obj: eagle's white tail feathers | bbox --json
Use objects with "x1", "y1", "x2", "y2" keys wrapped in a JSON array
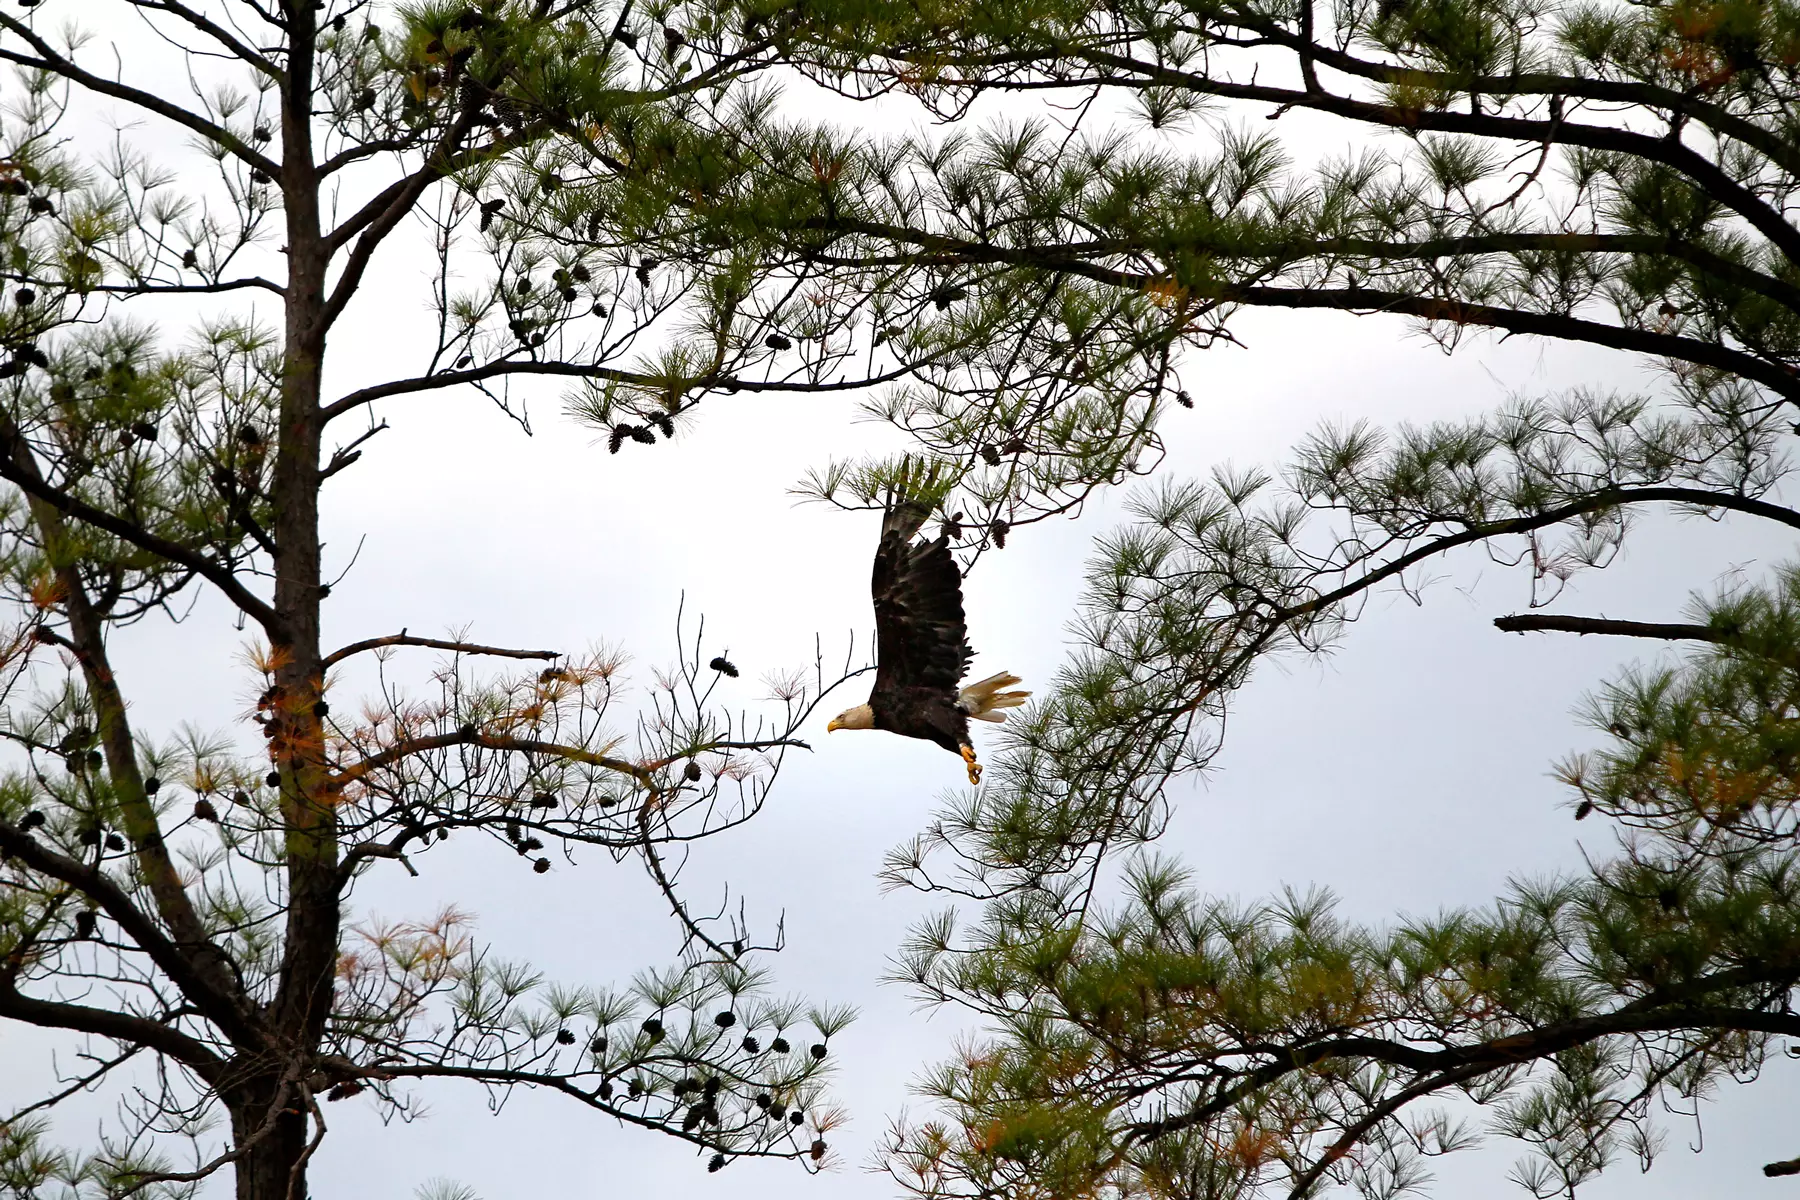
[{"x1": 958, "y1": 672, "x2": 1031, "y2": 722}]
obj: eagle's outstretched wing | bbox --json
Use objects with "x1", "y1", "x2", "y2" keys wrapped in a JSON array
[{"x1": 870, "y1": 470, "x2": 972, "y2": 706}]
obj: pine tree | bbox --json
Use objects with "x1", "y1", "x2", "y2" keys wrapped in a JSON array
[
  {"x1": 0, "y1": 3, "x2": 866, "y2": 1196},
  {"x1": 709, "y1": 0, "x2": 1800, "y2": 1193}
]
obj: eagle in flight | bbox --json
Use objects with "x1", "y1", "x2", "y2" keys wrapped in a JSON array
[{"x1": 827, "y1": 470, "x2": 1029, "y2": 785}]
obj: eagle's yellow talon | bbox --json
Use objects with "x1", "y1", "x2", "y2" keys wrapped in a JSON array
[{"x1": 961, "y1": 745, "x2": 982, "y2": 786}]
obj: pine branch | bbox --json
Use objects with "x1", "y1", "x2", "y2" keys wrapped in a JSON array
[
  {"x1": 1050, "y1": 46, "x2": 1800, "y2": 267},
  {"x1": 0, "y1": 421, "x2": 281, "y2": 634},
  {"x1": 0, "y1": 819, "x2": 260, "y2": 1052}
]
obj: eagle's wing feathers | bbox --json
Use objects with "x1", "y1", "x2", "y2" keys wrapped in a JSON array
[{"x1": 871, "y1": 476, "x2": 972, "y2": 704}]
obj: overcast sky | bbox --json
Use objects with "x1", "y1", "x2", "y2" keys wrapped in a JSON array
[{"x1": 2, "y1": 24, "x2": 1798, "y2": 1200}]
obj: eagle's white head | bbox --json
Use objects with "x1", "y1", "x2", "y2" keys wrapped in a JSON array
[{"x1": 826, "y1": 703, "x2": 875, "y2": 733}]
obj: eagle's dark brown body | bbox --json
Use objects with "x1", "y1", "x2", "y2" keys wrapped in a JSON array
[{"x1": 828, "y1": 467, "x2": 1028, "y2": 784}]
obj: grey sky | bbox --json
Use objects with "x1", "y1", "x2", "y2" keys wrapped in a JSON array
[{"x1": 2, "y1": 22, "x2": 1796, "y2": 1198}]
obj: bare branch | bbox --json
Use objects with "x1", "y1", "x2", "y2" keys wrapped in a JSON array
[
  {"x1": 323, "y1": 633, "x2": 561, "y2": 670},
  {"x1": 1493, "y1": 614, "x2": 1730, "y2": 641}
]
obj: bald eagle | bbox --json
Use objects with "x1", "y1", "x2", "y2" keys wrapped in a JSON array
[{"x1": 827, "y1": 482, "x2": 1029, "y2": 785}]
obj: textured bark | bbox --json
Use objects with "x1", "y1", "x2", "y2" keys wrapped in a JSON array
[{"x1": 230, "y1": 1074, "x2": 314, "y2": 1200}]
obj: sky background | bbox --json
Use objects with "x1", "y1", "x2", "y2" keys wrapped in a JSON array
[{"x1": 3, "y1": 19, "x2": 1798, "y2": 1199}]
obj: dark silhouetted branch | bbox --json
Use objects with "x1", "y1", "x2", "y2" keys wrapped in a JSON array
[
  {"x1": 1493, "y1": 614, "x2": 1729, "y2": 641},
  {"x1": 323, "y1": 632, "x2": 560, "y2": 670}
]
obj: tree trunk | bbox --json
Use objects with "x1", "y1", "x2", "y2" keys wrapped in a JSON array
[
  {"x1": 248, "y1": 16, "x2": 335, "y2": 1198},
  {"x1": 231, "y1": 1085, "x2": 314, "y2": 1200}
]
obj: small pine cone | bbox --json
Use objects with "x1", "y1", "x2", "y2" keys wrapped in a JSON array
[
  {"x1": 708, "y1": 1153, "x2": 725, "y2": 1173},
  {"x1": 764, "y1": 333, "x2": 792, "y2": 351},
  {"x1": 770, "y1": 1036, "x2": 790, "y2": 1054},
  {"x1": 557, "y1": 1028, "x2": 576, "y2": 1045},
  {"x1": 789, "y1": 1110, "x2": 805, "y2": 1126},
  {"x1": 104, "y1": 832, "x2": 126, "y2": 851},
  {"x1": 629, "y1": 425, "x2": 656, "y2": 445},
  {"x1": 651, "y1": 412, "x2": 674, "y2": 438},
  {"x1": 193, "y1": 799, "x2": 220, "y2": 822},
  {"x1": 1176, "y1": 390, "x2": 1194, "y2": 408},
  {"x1": 714, "y1": 1010, "x2": 735, "y2": 1028},
  {"x1": 742, "y1": 1036, "x2": 760, "y2": 1054},
  {"x1": 74, "y1": 909, "x2": 97, "y2": 938},
  {"x1": 534, "y1": 857, "x2": 551, "y2": 873},
  {"x1": 810, "y1": 1139, "x2": 826, "y2": 1162},
  {"x1": 810, "y1": 1042, "x2": 827, "y2": 1060},
  {"x1": 683, "y1": 761, "x2": 703, "y2": 782},
  {"x1": 978, "y1": 444, "x2": 1000, "y2": 466},
  {"x1": 989, "y1": 520, "x2": 1009, "y2": 549},
  {"x1": 708, "y1": 656, "x2": 738, "y2": 677},
  {"x1": 609, "y1": 424, "x2": 628, "y2": 454}
]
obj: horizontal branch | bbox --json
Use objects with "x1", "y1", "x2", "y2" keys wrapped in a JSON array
[
  {"x1": 1212, "y1": 15, "x2": 1800, "y2": 180},
  {"x1": 321, "y1": 356, "x2": 921, "y2": 424},
  {"x1": 1493, "y1": 614, "x2": 1728, "y2": 641},
  {"x1": 806, "y1": 219, "x2": 1800, "y2": 400},
  {"x1": 323, "y1": 632, "x2": 561, "y2": 670},
  {"x1": 332, "y1": 730, "x2": 656, "y2": 789},
  {"x1": 0, "y1": 272, "x2": 286, "y2": 299},
  {"x1": 1278, "y1": 488, "x2": 1800, "y2": 652},
  {"x1": 1066, "y1": 48, "x2": 1800, "y2": 268},
  {"x1": 375, "y1": 1062, "x2": 811, "y2": 1160},
  {"x1": 1234, "y1": 285, "x2": 1800, "y2": 403},
  {"x1": 1128, "y1": 1002, "x2": 1800, "y2": 1145},
  {"x1": 0, "y1": 979, "x2": 223, "y2": 1083}
]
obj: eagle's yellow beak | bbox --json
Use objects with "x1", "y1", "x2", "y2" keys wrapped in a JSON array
[{"x1": 826, "y1": 718, "x2": 843, "y2": 732}]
